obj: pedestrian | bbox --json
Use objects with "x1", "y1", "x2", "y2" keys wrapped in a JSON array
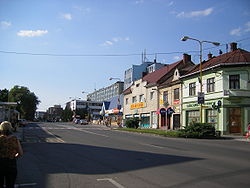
[{"x1": 0, "y1": 121, "x2": 23, "y2": 188}]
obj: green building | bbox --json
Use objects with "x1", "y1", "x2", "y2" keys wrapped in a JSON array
[{"x1": 181, "y1": 43, "x2": 250, "y2": 135}]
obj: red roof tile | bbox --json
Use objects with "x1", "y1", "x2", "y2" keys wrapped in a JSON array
[
  {"x1": 185, "y1": 48, "x2": 250, "y2": 76},
  {"x1": 142, "y1": 61, "x2": 182, "y2": 85}
]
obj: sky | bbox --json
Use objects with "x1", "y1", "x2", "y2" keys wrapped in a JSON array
[{"x1": 0, "y1": 0, "x2": 250, "y2": 111}]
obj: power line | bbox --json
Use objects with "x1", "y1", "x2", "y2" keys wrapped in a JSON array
[{"x1": 0, "y1": 37, "x2": 249, "y2": 57}]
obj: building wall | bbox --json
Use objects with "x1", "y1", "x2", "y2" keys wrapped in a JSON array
[
  {"x1": 182, "y1": 66, "x2": 250, "y2": 135},
  {"x1": 159, "y1": 83, "x2": 182, "y2": 129},
  {"x1": 123, "y1": 79, "x2": 158, "y2": 128},
  {"x1": 87, "y1": 81, "x2": 124, "y2": 102}
]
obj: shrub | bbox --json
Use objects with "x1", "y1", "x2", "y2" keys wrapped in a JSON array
[
  {"x1": 125, "y1": 118, "x2": 140, "y2": 129},
  {"x1": 179, "y1": 122, "x2": 216, "y2": 138}
]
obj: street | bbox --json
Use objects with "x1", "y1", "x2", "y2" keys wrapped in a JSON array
[{"x1": 16, "y1": 122, "x2": 250, "y2": 188}]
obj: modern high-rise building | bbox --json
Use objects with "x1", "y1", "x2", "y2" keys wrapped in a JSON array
[
  {"x1": 124, "y1": 60, "x2": 165, "y2": 90},
  {"x1": 87, "y1": 81, "x2": 124, "y2": 102}
]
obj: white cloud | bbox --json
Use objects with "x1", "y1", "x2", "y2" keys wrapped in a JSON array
[
  {"x1": 1, "y1": 21, "x2": 11, "y2": 28},
  {"x1": 230, "y1": 21, "x2": 250, "y2": 36},
  {"x1": 168, "y1": 1, "x2": 174, "y2": 6},
  {"x1": 244, "y1": 21, "x2": 250, "y2": 32},
  {"x1": 173, "y1": 56, "x2": 181, "y2": 60},
  {"x1": 17, "y1": 30, "x2": 48, "y2": 37},
  {"x1": 62, "y1": 13, "x2": 72, "y2": 20},
  {"x1": 135, "y1": 0, "x2": 144, "y2": 4},
  {"x1": 177, "y1": 7, "x2": 213, "y2": 18},
  {"x1": 100, "y1": 37, "x2": 130, "y2": 46},
  {"x1": 230, "y1": 27, "x2": 242, "y2": 36}
]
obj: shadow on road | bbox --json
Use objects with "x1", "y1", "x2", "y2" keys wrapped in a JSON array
[{"x1": 17, "y1": 123, "x2": 203, "y2": 187}]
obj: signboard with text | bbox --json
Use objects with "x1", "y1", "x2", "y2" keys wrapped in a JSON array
[{"x1": 130, "y1": 102, "x2": 145, "y2": 109}]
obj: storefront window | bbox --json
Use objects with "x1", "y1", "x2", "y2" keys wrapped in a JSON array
[
  {"x1": 174, "y1": 88, "x2": 180, "y2": 100},
  {"x1": 206, "y1": 109, "x2": 218, "y2": 128},
  {"x1": 187, "y1": 110, "x2": 200, "y2": 125}
]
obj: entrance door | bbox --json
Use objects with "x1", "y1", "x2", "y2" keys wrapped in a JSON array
[
  {"x1": 229, "y1": 108, "x2": 242, "y2": 133},
  {"x1": 161, "y1": 113, "x2": 166, "y2": 127},
  {"x1": 173, "y1": 114, "x2": 180, "y2": 129}
]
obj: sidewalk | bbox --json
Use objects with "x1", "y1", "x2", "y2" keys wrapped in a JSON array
[
  {"x1": 13, "y1": 126, "x2": 24, "y2": 142},
  {"x1": 221, "y1": 135, "x2": 250, "y2": 142}
]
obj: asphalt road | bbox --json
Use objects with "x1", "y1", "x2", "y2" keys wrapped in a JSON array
[{"x1": 16, "y1": 122, "x2": 250, "y2": 188}]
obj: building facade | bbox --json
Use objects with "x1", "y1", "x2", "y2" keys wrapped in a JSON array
[
  {"x1": 66, "y1": 99, "x2": 102, "y2": 120},
  {"x1": 87, "y1": 81, "x2": 124, "y2": 102},
  {"x1": 181, "y1": 43, "x2": 250, "y2": 135},
  {"x1": 124, "y1": 60, "x2": 165, "y2": 90},
  {"x1": 123, "y1": 54, "x2": 194, "y2": 128}
]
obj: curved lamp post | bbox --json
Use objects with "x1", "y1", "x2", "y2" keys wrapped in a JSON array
[{"x1": 181, "y1": 36, "x2": 220, "y2": 123}]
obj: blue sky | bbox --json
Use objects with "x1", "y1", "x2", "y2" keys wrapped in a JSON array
[{"x1": 0, "y1": 0, "x2": 250, "y2": 111}]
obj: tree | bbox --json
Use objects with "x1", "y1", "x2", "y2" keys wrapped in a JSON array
[
  {"x1": 61, "y1": 106, "x2": 74, "y2": 122},
  {"x1": 0, "y1": 89, "x2": 9, "y2": 102},
  {"x1": 8, "y1": 86, "x2": 40, "y2": 120}
]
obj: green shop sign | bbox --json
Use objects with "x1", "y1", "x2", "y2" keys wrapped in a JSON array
[{"x1": 186, "y1": 101, "x2": 214, "y2": 108}]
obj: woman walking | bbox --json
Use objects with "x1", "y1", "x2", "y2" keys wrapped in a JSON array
[{"x1": 0, "y1": 121, "x2": 23, "y2": 188}]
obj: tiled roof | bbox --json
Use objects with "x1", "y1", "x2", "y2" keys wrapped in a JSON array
[
  {"x1": 123, "y1": 87, "x2": 132, "y2": 95},
  {"x1": 142, "y1": 61, "x2": 181, "y2": 85},
  {"x1": 185, "y1": 48, "x2": 250, "y2": 76}
]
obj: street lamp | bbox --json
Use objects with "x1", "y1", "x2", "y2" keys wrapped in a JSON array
[
  {"x1": 181, "y1": 36, "x2": 220, "y2": 123},
  {"x1": 109, "y1": 77, "x2": 121, "y2": 81}
]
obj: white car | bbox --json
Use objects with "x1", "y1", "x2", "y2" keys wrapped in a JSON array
[{"x1": 80, "y1": 119, "x2": 88, "y2": 125}]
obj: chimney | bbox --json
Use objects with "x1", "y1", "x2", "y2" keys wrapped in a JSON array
[
  {"x1": 207, "y1": 53, "x2": 213, "y2": 60},
  {"x1": 230, "y1": 42, "x2": 237, "y2": 52},
  {"x1": 154, "y1": 59, "x2": 157, "y2": 63},
  {"x1": 183, "y1": 53, "x2": 191, "y2": 64}
]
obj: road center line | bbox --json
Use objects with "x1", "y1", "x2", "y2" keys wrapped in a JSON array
[
  {"x1": 40, "y1": 126, "x2": 65, "y2": 143},
  {"x1": 140, "y1": 143, "x2": 164, "y2": 149},
  {"x1": 97, "y1": 178, "x2": 125, "y2": 188},
  {"x1": 77, "y1": 129, "x2": 109, "y2": 137},
  {"x1": 15, "y1": 183, "x2": 37, "y2": 187}
]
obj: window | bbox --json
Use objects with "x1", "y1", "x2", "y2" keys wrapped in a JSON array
[
  {"x1": 132, "y1": 96, "x2": 137, "y2": 103},
  {"x1": 206, "y1": 109, "x2": 218, "y2": 128},
  {"x1": 163, "y1": 91, "x2": 168, "y2": 103},
  {"x1": 189, "y1": 82, "x2": 196, "y2": 96},
  {"x1": 150, "y1": 91, "x2": 154, "y2": 100},
  {"x1": 125, "y1": 98, "x2": 129, "y2": 105},
  {"x1": 229, "y1": 74, "x2": 240, "y2": 89},
  {"x1": 174, "y1": 88, "x2": 180, "y2": 100},
  {"x1": 187, "y1": 111, "x2": 200, "y2": 125},
  {"x1": 139, "y1": 94, "x2": 144, "y2": 102},
  {"x1": 207, "y1": 77, "x2": 215, "y2": 93}
]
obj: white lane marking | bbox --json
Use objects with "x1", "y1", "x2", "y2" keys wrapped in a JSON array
[
  {"x1": 77, "y1": 129, "x2": 109, "y2": 137},
  {"x1": 40, "y1": 126, "x2": 65, "y2": 143},
  {"x1": 140, "y1": 143, "x2": 164, "y2": 149},
  {"x1": 15, "y1": 183, "x2": 37, "y2": 187},
  {"x1": 97, "y1": 178, "x2": 125, "y2": 188}
]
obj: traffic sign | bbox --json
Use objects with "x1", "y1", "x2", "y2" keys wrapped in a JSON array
[{"x1": 198, "y1": 92, "x2": 205, "y2": 104}]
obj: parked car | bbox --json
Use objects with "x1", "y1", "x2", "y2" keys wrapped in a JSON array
[
  {"x1": 80, "y1": 119, "x2": 88, "y2": 125},
  {"x1": 73, "y1": 118, "x2": 80, "y2": 124},
  {"x1": 18, "y1": 119, "x2": 27, "y2": 127}
]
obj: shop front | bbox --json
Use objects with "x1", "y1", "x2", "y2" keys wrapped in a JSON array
[{"x1": 183, "y1": 98, "x2": 250, "y2": 135}]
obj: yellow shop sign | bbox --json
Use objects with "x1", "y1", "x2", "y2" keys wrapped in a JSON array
[{"x1": 130, "y1": 102, "x2": 145, "y2": 109}]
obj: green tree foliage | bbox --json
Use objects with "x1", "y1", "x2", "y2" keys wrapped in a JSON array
[
  {"x1": 0, "y1": 89, "x2": 9, "y2": 102},
  {"x1": 61, "y1": 107, "x2": 74, "y2": 122},
  {"x1": 125, "y1": 118, "x2": 140, "y2": 129},
  {"x1": 8, "y1": 86, "x2": 40, "y2": 120}
]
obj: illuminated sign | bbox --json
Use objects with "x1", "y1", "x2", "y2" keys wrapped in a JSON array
[{"x1": 130, "y1": 102, "x2": 145, "y2": 109}]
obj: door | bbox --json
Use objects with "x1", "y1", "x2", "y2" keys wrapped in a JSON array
[
  {"x1": 173, "y1": 114, "x2": 180, "y2": 129},
  {"x1": 229, "y1": 108, "x2": 242, "y2": 133}
]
